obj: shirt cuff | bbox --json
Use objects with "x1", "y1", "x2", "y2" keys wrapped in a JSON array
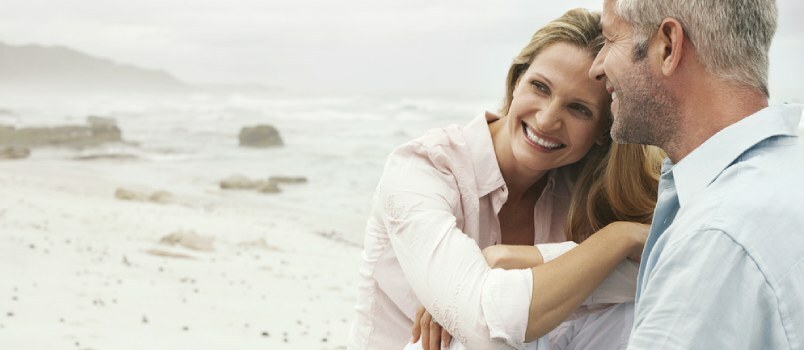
[
  {"x1": 536, "y1": 241, "x2": 578, "y2": 263},
  {"x1": 481, "y1": 268, "x2": 533, "y2": 350}
]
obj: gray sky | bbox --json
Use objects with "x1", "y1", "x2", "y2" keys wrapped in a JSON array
[{"x1": 1, "y1": 0, "x2": 802, "y2": 100}]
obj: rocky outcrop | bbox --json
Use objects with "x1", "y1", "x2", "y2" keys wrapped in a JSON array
[
  {"x1": 159, "y1": 231, "x2": 214, "y2": 252},
  {"x1": 219, "y1": 174, "x2": 280, "y2": 193},
  {"x1": 114, "y1": 188, "x2": 173, "y2": 203},
  {"x1": 0, "y1": 147, "x2": 30, "y2": 159},
  {"x1": 238, "y1": 125, "x2": 283, "y2": 148},
  {"x1": 0, "y1": 116, "x2": 123, "y2": 148},
  {"x1": 268, "y1": 176, "x2": 307, "y2": 184}
]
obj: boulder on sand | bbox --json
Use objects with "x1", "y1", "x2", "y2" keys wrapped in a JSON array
[
  {"x1": 238, "y1": 125, "x2": 283, "y2": 148},
  {"x1": 268, "y1": 176, "x2": 307, "y2": 184},
  {"x1": 0, "y1": 116, "x2": 123, "y2": 148},
  {"x1": 219, "y1": 174, "x2": 281, "y2": 194},
  {"x1": 0, "y1": 147, "x2": 30, "y2": 160},
  {"x1": 114, "y1": 187, "x2": 173, "y2": 203},
  {"x1": 159, "y1": 231, "x2": 214, "y2": 252}
]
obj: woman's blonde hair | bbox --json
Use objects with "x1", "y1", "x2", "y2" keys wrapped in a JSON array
[{"x1": 499, "y1": 8, "x2": 664, "y2": 243}]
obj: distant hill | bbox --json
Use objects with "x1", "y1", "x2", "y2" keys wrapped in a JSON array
[{"x1": 0, "y1": 41, "x2": 279, "y2": 94}]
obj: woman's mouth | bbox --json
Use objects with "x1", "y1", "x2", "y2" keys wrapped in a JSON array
[{"x1": 522, "y1": 121, "x2": 565, "y2": 151}]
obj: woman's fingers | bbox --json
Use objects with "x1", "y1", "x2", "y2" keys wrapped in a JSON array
[
  {"x1": 442, "y1": 328, "x2": 452, "y2": 349},
  {"x1": 429, "y1": 320, "x2": 441, "y2": 350},
  {"x1": 416, "y1": 309, "x2": 450, "y2": 350},
  {"x1": 411, "y1": 307, "x2": 425, "y2": 342},
  {"x1": 421, "y1": 312, "x2": 431, "y2": 350}
]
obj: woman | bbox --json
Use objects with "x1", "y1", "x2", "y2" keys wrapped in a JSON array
[{"x1": 350, "y1": 8, "x2": 661, "y2": 350}]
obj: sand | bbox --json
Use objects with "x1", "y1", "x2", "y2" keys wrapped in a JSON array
[{"x1": 0, "y1": 158, "x2": 362, "y2": 350}]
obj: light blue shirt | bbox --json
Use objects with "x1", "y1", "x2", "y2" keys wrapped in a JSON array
[{"x1": 629, "y1": 104, "x2": 804, "y2": 349}]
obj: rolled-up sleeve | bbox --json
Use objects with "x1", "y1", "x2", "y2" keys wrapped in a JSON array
[{"x1": 378, "y1": 144, "x2": 531, "y2": 349}]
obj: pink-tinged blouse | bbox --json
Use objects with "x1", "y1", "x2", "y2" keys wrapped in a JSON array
[{"x1": 349, "y1": 113, "x2": 636, "y2": 350}]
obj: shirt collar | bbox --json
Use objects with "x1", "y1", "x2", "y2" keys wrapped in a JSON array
[
  {"x1": 673, "y1": 104, "x2": 803, "y2": 207},
  {"x1": 463, "y1": 111, "x2": 507, "y2": 197}
]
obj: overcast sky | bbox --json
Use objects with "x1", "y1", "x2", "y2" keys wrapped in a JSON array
[{"x1": 1, "y1": 0, "x2": 802, "y2": 100}]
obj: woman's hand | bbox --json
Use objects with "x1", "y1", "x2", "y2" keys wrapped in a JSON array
[
  {"x1": 411, "y1": 306, "x2": 452, "y2": 350},
  {"x1": 606, "y1": 221, "x2": 649, "y2": 262},
  {"x1": 481, "y1": 244, "x2": 544, "y2": 269}
]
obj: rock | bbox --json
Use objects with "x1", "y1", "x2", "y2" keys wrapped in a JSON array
[
  {"x1": 114, "y1": 188, "x2": 143, "y2": 201},
  {"x1": 220, "y1": 174, "x2": 258, "y2": 190},
  {"x1": 159, "y1": 231, "x2": 214, "y2": 252},
  {"x1": 238, "y1": 125, "x2": 283, "y2": 148},
  {"x1": 0, "y1": 117, "x2": 123, "y2": 148},
  {"x1": 268, "y1": 176, "x2": 307, "y2": 184},
  {"x1": 0, "y1": 147, "x2": 30, "y2": 160},
  {"x1": 219, "y1": 174, "x2": 282, "y2": 194},
  {"x1": 256, "y1": 181, "x2": 280, "y2": 193},
  {"x1": 114, "y1": 187, "x2": 173, "y2": 203},
  {"x1": 148, "y1": 191, "x2": 173, "y2": 204},
  {"x1": 87, "y1": 116, "x2": 122, "y2": 143}
]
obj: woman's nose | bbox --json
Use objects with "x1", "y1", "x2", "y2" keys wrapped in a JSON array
[{"x1": 535, "y1": 103, "x2": 563, "y2": 132}]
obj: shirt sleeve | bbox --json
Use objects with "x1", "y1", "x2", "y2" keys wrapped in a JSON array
[
  {"x1": 536, "y1": 241, "x2": 637, "y2": 305},
  {"x1": 378, "y1": 144, "x2": 531, "y2": 350},
  {"x1": 628, "y1": 229, "x2": 785, "y2": 350}
]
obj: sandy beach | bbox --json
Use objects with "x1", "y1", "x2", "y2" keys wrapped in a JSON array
[
  {"x1": 0, "y1": 156, "x2": 362, "y2": 349},
  {"x1": 0, "y1": 91, "x2": 491, "y2": 350}
]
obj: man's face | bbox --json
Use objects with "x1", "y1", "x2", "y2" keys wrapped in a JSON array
[{"x1": 589, "y1": 0, "x2": 678, "y2": 147}]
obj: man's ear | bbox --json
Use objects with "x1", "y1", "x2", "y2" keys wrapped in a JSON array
[{"x1": 653, "y1": 18, "x2": 685, "y2": 77}]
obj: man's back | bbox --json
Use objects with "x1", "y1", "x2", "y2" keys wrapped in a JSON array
[{"x1": 630, "y1": 104, "x2": 804, "y2": 349}]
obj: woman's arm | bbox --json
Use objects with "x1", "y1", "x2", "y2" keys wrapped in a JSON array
[
  {"x1": 412, "y1": 224, "x2": 643, "y2": 349},
  {"x1": 379, "y1": 147, "x2": 522, "y2": 349},
  {"x1": 524, "y1": 221, "x2": 646, "y2": 341},
  {"x1": 482, "y1": 245, "x2": 544, "y2": 269}
]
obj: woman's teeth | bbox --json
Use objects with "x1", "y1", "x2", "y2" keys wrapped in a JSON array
[{"x1": 523, "y1": 123, "x2": 564, "y2": 149}]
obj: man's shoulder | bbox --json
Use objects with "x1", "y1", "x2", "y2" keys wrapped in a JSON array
[
  {"x1": 709, "y1": 136, "x2": 804, "y2": 212},
  {"x1": 669, "y1": 139, "x2": 804, "y2": 282}
]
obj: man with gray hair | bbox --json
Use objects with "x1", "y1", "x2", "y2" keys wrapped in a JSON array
[{"x1": 589, "y1": 0, "x2": 804, "y2": 348}]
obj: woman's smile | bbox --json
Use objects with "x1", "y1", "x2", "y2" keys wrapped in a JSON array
[{"x1": 522, "y1": 121, "x2": 566, "y2": 152}]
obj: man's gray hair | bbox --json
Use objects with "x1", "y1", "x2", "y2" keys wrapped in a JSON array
[{"x1": 615, "y1": 0, "x2": 777, "y2": 96}]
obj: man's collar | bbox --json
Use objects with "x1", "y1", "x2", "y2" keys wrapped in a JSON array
[{"x1": 672, "y1": 104, "x2": 803, "y2": 207}]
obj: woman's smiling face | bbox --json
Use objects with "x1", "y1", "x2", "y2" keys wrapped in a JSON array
[{"x1": 506, "y1": 42, "x2": 610, "y2": 173}]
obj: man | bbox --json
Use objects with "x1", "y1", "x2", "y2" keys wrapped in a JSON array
[{"x1": 589, "y1": 0, "x2": 804, "y2": 349}]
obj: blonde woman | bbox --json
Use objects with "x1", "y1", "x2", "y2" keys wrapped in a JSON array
[{"x1": 349, "y1": 8, "x2": 661, "y2": 350}]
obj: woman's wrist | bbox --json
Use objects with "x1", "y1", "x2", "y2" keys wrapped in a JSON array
[{"x1": 602, "y1": 221, "x2": 648, "y2": 261}]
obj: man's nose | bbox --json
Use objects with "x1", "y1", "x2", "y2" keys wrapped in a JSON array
[{"x1": 589, "y1": 51, "x2": 606, "y2": 81}]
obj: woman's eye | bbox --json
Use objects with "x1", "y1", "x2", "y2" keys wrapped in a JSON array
[
  {"x1": 531, "y1": 81, "x2": 550, "y2": 94},
  {"x1": 571, "y1": 104, "x2": 592, "y2": 118}
]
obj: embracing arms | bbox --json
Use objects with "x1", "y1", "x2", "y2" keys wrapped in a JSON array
[
  {"x1": 379, "y1": 147, "x2": 644, "y2": 348},
  {"x1": 413, "y1": 223, "x2": 645, "y2": 349},
  {"x1": 523, "y1": 222, "x2": 644, "y2": 341}
]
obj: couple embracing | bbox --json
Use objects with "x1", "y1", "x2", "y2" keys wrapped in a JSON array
[{"x1": 351, "y1": 1, "x2": 804, "y2": 349}]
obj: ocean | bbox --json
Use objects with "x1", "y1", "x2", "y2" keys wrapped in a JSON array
[{"x1": 0, "y1": 92, "x2": 498, "y2": 243}]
